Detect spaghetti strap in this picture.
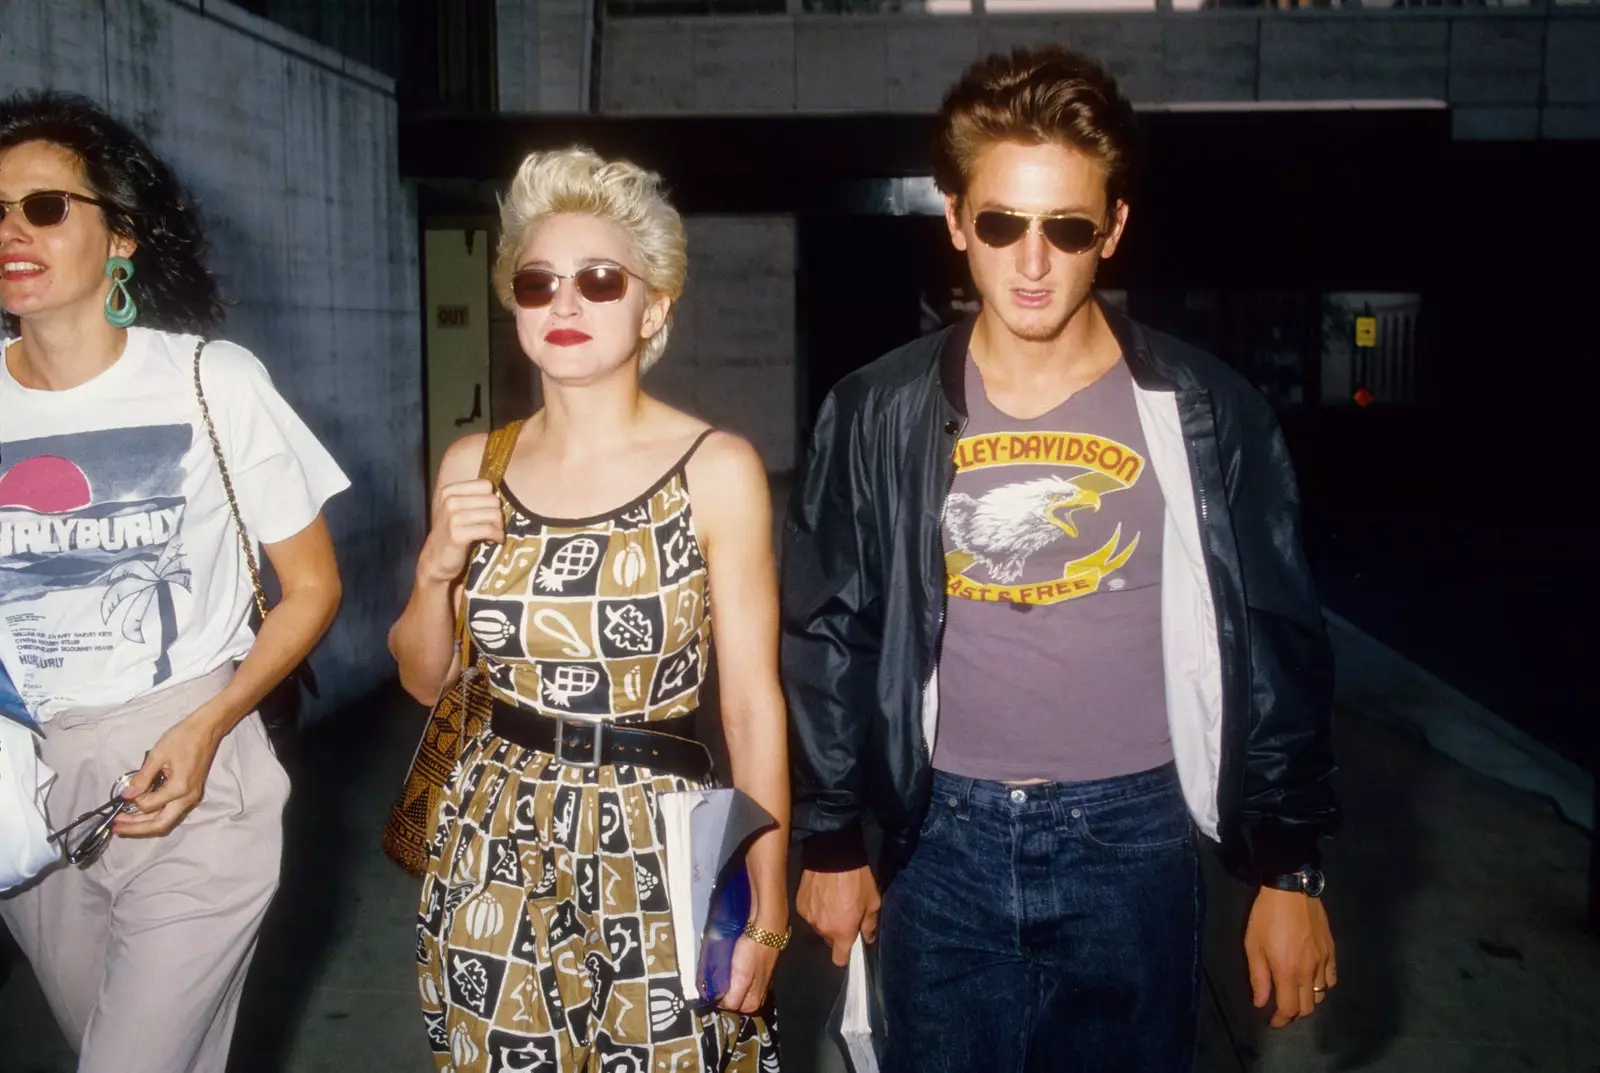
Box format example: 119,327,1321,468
673,427,718,475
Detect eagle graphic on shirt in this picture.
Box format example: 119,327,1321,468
944,431,1144,606
946,473,1123,584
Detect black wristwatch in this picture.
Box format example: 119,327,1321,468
1265,866,1325,898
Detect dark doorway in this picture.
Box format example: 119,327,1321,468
796,214,965,451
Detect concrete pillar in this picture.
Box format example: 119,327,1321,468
497,0,595,112
648,217,798,474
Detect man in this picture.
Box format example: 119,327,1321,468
782,46,1339,1072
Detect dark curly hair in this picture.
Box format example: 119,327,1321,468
933,46,1141,213
0,91,223,336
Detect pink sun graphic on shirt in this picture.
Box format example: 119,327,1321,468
0,456,93,513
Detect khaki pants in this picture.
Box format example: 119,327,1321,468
0,666,289,1073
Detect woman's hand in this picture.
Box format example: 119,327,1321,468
418,478,504,584
717,935,782,1015
114,709,226,837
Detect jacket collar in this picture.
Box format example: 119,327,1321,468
1103,304,1182,393
936,317,975,418
935,301,1190,411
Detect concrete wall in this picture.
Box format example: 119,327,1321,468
647,217,797,473
498,0,594,112
1,0,424,719
596,8,1600,140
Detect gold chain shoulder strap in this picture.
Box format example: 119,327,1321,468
192,339,271,620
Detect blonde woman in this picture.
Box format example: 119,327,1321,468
390,148,787,1072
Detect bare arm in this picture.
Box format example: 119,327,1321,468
690,432,790,1013
388,433,501,704
120,515,342,833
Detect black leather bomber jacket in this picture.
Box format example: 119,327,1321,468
780,309,1340,886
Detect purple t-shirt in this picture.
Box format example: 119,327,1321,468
932,356,1173,784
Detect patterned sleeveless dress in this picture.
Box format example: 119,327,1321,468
416,431,780,1073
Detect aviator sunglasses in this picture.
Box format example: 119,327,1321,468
0,190,110,228
973,209,1108,255
511,263,643,309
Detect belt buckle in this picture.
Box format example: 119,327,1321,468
554,714,605,770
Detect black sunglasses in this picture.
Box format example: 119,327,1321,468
973,210,1107,255
47,769,164,867
511,263,642,309
0,190,109,229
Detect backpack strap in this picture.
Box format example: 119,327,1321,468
455,420,526,669
478,420,524,485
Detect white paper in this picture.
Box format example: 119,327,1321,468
0,717,58,890
840,936,881,1072
658,790,702,999
657,787,775,1000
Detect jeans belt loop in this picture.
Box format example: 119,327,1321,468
955,775,974,820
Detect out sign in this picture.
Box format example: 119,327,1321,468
437,305,469,329
1354,316,1377,348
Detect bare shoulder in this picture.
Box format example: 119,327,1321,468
684,430,771,533
436,431,490,491
687,430,767,494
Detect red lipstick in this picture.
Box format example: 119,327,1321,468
545,329,591,347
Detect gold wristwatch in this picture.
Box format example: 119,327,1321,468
742,922,792,951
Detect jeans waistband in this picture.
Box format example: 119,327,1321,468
931,762,1182,813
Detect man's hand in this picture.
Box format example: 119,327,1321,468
114,711,226,838
797,866,881,967
1245,887,1337,1027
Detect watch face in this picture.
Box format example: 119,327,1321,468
1300,869,1326,897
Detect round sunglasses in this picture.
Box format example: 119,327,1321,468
0,190,110,229
511,263,643,310
973,210,1108,255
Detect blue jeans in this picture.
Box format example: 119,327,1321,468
879,764,1203,1073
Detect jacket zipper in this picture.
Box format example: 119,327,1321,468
1183,392,1235,834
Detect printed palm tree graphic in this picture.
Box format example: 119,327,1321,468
99,540,192,686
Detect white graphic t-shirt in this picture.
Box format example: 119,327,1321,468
0,328,350,721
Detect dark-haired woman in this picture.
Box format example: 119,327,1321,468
0,92,348,1072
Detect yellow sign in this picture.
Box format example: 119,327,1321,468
1354,316,1377,348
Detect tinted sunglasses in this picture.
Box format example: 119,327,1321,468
973,210,1107,255
511,263,641,309
0,190,109,228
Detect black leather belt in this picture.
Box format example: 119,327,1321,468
490,698,712,780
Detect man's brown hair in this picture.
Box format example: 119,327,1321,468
933,45,1141,213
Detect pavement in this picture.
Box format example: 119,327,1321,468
3,622,1596,1072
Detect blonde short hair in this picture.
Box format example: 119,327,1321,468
494,146,687,373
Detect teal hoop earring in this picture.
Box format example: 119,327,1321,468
104,257,137,328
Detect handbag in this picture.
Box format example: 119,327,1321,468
380,421,523,876
192,340,320,737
